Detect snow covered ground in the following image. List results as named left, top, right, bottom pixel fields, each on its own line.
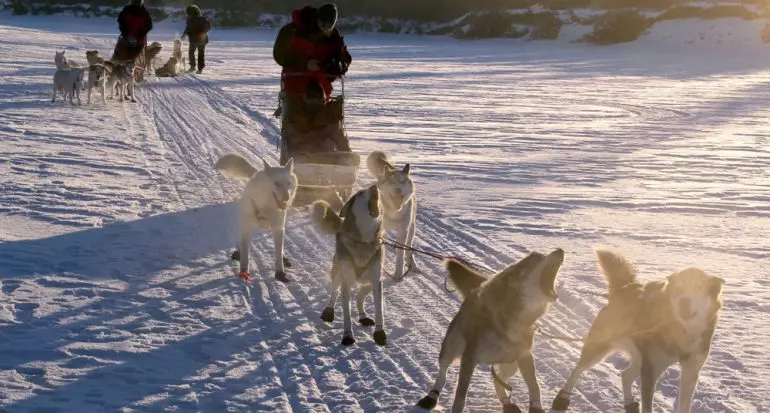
left=0, top=13, right=768, bottom=413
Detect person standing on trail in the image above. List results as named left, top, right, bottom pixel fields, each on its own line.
left=181, top=5, right=212, bottom=74
left=117, top=0, right=153, bottom=53
left=273, top=3, right=352, bottom=103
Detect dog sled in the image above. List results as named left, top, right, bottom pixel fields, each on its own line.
left=277, top=74, right=360, bottom=208
left=111, top=35, right=147, bottom=82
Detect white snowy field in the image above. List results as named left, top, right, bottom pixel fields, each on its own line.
left=0, top=12, right=769, bottom=413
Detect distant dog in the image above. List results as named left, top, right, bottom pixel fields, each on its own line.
left=85, top=50, right=105, bottom=66
left=417, top=249, right=565, bottom=413
left=171, top=39, right=186, bottom=71
left=215, top=154, right=298, bottom=283
left=104, top=60, right=136, bottom=102
left=551, top=248, right=725, bottom=413
left=313, top=185, right=387, bottom=347
left=367, top=151, right=420, bottom=279
left=52, top=67, right=86, bottom=105
left=54, top=50, right=84, bottom=69
left=154, top=56, right=179, bottom=78
left=144, top=41, right=163, bottom=73
left=86, top=64, right=108, bottom=104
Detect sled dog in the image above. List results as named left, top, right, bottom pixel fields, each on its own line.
left=86, top=50, right=105, bottom=66
left=52, top=66, right=86, bottom=105
left=171, top=39, right=186, bottom=71
left=144, top=41, right=163, bottom=72
left=313, top=185, right=387, bottom=346
left=551, top=248, right=725, bottom=413
left=86, top=64, right=108, bottom=104
left=55, top=50, right=84, bottom=69
left=215, top=154, right=298, bottom=283
left=104, top=60, right=136, bottom=102
left=155, top=56, right=180, bottom=78
left=366, top=151, right=420, bottom=278
left=417, top=249, right=565, bottom=413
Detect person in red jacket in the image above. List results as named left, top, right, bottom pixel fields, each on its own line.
left=116, top=0, right=153, bottom=53
left=273, top=3, right=351, bottom=103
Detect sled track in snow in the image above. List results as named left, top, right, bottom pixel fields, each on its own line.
left=135, top=72, right=752, bottom=412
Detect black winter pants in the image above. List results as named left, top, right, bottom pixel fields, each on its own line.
left=189, top=42, right=206, bottom=70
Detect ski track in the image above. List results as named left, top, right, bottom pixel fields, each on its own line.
left=1, top=16, right=769, bottom=413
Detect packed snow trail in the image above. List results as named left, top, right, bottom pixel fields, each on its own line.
left=1, top=15, right=769, bottom=413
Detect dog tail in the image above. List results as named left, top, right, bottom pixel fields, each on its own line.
left=445, top=259, right=487, bottom=299
left=214, top=153, right=258, bottom=179
left=366, top=151, right=394, bottom=178
left=595, top=248, right=637, bottom=296
left=312, top=201, right=342, bottom=235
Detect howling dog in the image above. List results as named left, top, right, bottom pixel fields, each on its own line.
left=313, top=185, right=388, bottom=346
left=366, top=151, right=420, bottom=279
left=418, top=249, right=565, bottom=413
left=215, top=154, right=298, bottom=283
left=551, top=248, right=725, bottom=413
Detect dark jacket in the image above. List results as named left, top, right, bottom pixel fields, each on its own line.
left=273, top=6, right=351, bottom=99
left=183, top=15, right=212, bottom=44
left=118, top=4, right=153, bottom=44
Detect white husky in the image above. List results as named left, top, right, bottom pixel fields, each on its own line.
left=86, top=64, right=108, bottom=104
left=52, top=67, right=86, bottom=105
left=172, top=39, right=186, bottom=72
left=313, top=185, right=387, bottom=346
left=215, top=154, right=298, bottom=283
left=366, top=151, right=420, bottom=279
left=54, top=50, right=84, bottom=69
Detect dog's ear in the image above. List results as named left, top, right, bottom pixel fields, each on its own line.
left=367, top=185, right=380, bottom=217
left=262, top=158, right=271, bottom=170
left=445, top=259, right=487, bottom=299
left=709, top=276, right=725, bottom=296
left=403, top=163, right=411, bottom=174
left=284, top=158, right=294, bottom=172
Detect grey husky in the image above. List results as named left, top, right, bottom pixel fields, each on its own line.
left=417, top=249, right=565, bottom=413
left=366, top=151, right=420, bottom=278
left=551, top=248, right=725, bottom=413
left=313, top=185, right=388, bottom=346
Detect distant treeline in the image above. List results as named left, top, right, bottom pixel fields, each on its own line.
left=4, top=0, right=768, bottom=44
left=6, top=0, right=768, bottom=22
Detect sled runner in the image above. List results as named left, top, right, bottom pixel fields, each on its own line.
left=277, top=74, right=360, bottom=208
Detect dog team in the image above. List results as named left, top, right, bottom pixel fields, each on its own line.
left=51, top=3, right=210, bottom=105
left=215, top=150, right=725, bottom=413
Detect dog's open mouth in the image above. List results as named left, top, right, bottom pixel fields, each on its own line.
left=540, top=248, right=565, bottom=300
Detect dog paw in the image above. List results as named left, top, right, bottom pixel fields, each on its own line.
left=528, top=407, right=545, bottom=413
left=624, top=402, right=640, bottom=413
left=230, top=250, right=240, bottom=261
left=274, top=271, right=290, bottom=283
left=341, top=335, right=355, bottom=346
left=373, top=330, right=387, bottom=346
left=321, top=307, right=334, bottom=323
left=502, top=404, right=522, bottom=413
left=359, top=317, right=375, bottom=326
left=283, top=256, right=292, bottom=268
left=551, top=394, right=570, bottom=411
left=416, top=393, right=438, bottom=410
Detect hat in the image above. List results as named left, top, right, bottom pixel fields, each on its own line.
left=129, top=0, right=143, bottom=5
left=317, top=3, right=338, bottom=26
left=186, top=5, right=202, bottom=16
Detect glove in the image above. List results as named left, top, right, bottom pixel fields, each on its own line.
left=125, top=36, right=138, bottom=46
left=307, top=59, right=321, bottom=71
